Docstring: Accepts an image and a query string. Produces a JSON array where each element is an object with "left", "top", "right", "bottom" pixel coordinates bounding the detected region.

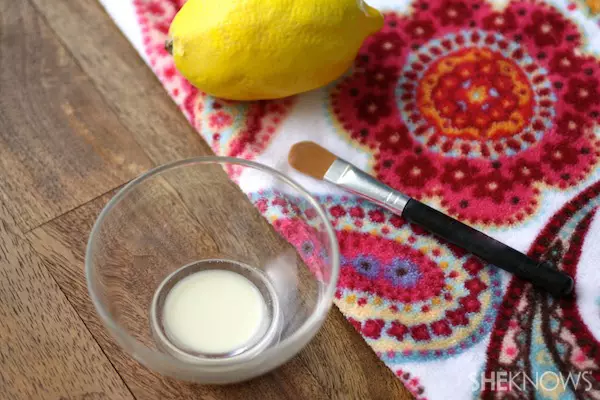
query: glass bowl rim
[{"left": 85, "top": 156, "right": 340, "bottom": 370}]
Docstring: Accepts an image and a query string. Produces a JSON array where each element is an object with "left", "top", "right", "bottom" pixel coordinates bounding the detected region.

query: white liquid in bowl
[{"left": 162, "top": 269, "right": 268, "bottom": 355}]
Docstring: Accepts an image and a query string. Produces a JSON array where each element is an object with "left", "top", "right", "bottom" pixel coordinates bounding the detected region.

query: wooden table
[{"left": 0, "top": 1, "right": 413, "bottom": 398}]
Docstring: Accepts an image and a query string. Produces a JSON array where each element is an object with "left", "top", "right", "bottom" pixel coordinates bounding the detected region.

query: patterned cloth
[{"left": 101, "top": 0, "right": 600, "bottom": 398}]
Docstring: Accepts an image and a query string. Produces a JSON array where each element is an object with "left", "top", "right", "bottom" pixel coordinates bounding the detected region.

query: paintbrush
[{"left": 288, "top": 141, "right": 574, "bottom": 297}]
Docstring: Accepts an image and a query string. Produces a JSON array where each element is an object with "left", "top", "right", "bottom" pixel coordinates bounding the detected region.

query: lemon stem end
[{"left": 165, "top": 38, "right": 174, "bottom": 55}]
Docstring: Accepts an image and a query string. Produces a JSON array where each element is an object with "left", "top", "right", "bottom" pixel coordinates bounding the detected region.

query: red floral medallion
[{"left": 328, "top": 0, "right": 600, "bottom": 226}]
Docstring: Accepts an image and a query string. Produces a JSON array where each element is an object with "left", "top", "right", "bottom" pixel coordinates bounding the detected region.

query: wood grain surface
[
  {"left": 0, "top": 1, "right": 152, "bottom": 233},
  {"left": 0, "top": 201, "right": 134, "bottom": 400},
  {"left": 28, "top": 0, "right": 211, "bottom": 166},
  {"left": 0, "top": 0, "right": 414, "bottom": 398}
]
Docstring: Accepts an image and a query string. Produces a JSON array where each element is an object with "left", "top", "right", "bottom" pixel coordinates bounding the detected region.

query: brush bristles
[{"left": 288, "top": 141, "right": 338, "bottom": 180}]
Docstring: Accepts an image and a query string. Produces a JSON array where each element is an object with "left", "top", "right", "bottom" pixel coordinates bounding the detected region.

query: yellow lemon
[{"left": 168, "top": 0, "right": 383, "bottom": 100}]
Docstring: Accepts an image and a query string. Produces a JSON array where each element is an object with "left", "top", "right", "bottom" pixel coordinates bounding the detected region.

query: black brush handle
[{"left": 402, "top": 199, "right": 573, "bottom": 297}]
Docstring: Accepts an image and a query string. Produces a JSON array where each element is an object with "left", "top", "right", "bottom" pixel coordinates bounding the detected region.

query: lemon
[{"left": 167, "top": 0, "right": 383, "bottom": 100}]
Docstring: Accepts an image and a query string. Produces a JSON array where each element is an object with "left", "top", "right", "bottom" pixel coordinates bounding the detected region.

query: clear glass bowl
[{"left": 85, "top": 157, "right": 339, "bottom": 384}]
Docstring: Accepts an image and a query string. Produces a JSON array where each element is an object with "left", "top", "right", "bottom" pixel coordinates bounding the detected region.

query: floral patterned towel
[{"left": 101, "top": 0, "right": 600, "bottom": 398}]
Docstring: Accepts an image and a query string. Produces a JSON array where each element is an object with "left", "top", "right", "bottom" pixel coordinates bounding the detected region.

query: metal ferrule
[{"left": 324, "top": 159, "right": 410, "bottom": 214}]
